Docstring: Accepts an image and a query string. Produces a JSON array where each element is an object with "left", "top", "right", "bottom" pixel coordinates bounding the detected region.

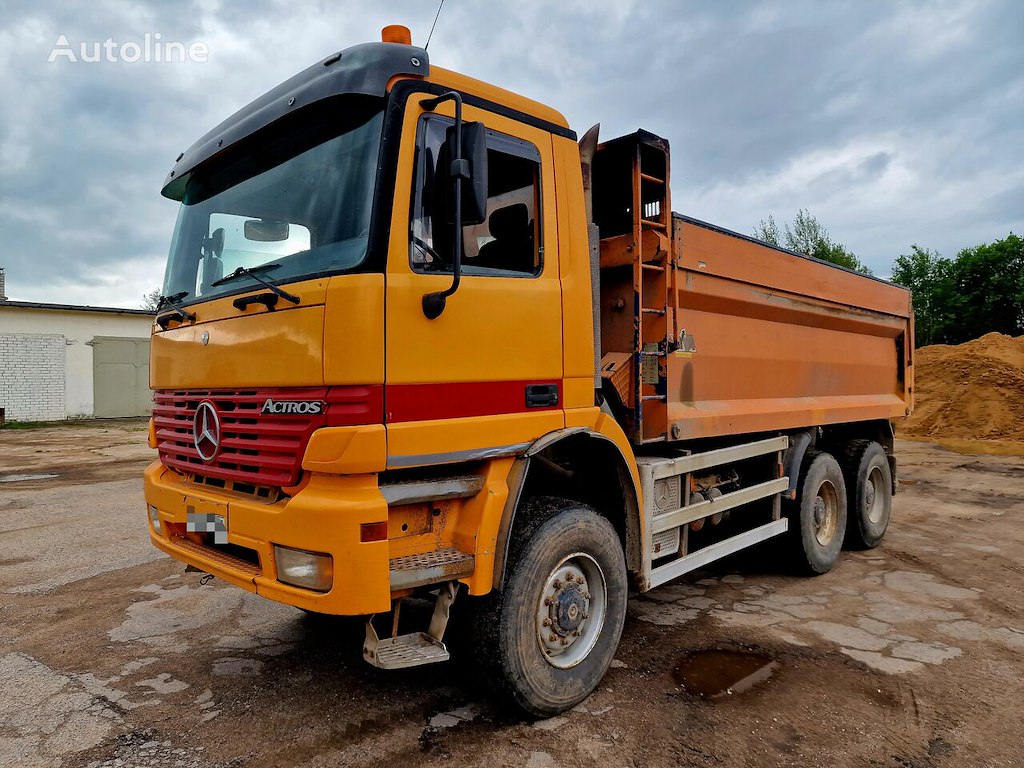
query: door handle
[{"left": 525, "top": 384, "right": 559, "bottom": 408}]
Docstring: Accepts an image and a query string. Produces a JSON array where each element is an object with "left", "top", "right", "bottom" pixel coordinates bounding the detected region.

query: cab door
[{"left": 384, "top": 92, "right": 564, "bottom": 468}]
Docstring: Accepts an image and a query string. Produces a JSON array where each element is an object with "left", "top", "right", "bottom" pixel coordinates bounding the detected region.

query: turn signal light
[
  {"left": 360, "top": 521, "right": 388, "bottom": 542},
  {"left": 381, "top": 25, "right": 412, "bottom": 45}
]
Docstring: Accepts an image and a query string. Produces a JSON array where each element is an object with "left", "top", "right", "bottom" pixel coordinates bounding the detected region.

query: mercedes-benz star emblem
[{"left": 193, "top": 401, "right": 221, "bottom": 462}]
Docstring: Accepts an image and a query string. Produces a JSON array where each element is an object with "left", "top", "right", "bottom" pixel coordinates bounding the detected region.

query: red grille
[{"left": 153, "top": 386, "right": 382, "bottom": 488}]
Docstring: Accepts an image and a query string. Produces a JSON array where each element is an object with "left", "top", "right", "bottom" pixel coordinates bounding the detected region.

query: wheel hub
[
  {"left": 535, "top": 554, "right": 607, "bottom": 669},
  {"left": 865, "top": 466, "right": 885, "bottom": 524},
  {"left": 812, "top": 481, "right": 839, "bottom": 547},
  {"left": 553, "top": 583, "right": 587, "bottom": 635},
  {"left": 813, "top": 497, "right": 827, "bottom": 527}
]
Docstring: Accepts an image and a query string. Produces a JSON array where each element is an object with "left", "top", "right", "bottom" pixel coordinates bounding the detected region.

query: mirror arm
[{"left": 421, "top": 91, "right": 464, "bottom": 320}]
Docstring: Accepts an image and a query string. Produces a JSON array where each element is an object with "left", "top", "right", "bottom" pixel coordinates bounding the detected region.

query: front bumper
[{"left": 144, "top": 460, "right": 391, "bottom": 615}]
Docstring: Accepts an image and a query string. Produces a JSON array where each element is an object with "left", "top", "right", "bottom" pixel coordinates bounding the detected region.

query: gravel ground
[{"left": 1, "top": 423, "right": 1022, "bottom": 767}]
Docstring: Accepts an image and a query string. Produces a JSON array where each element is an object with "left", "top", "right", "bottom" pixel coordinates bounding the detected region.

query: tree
[
  {"left": 754, "top": 209, "right": 872, "bottom": 275},
  {"left": 754, "top": 215, "right": 782, "bottom": 247},
  {"left": 891, "top": 234, "right": 1024, "bottom": 347},
  {"left": 141, "top": 288, "right": 162, "bottom": 312},
  {"left": 949, "top": 234, "right": 1024, "bottom": 340},
  {"left": 890, "top": 246, "right": 957, "bottom": 346}
]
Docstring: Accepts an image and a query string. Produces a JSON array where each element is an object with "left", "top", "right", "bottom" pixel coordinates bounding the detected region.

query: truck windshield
[{"left": 161, "top": 96, "right": 384, "bottom": 305}]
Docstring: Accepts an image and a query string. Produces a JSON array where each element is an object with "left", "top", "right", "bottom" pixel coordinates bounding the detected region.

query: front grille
[
  {"left": 153, "top": 386, "right": 381, "bottom": 488},
  {"left": 190, "top": 473, "right": 281, "bottom": 501}
]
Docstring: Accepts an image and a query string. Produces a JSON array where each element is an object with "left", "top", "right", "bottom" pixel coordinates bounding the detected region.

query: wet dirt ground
[{"left": 2, "top": 422, "right": 1022, "bottom": 767}]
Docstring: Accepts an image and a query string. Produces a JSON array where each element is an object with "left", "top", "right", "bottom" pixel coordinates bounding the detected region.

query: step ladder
[
  {"left": 630, "top": 134, "right": 675, "bottom": 443},
  {"left": 363, "top": 581, "right": 459, "bottom": 669}
]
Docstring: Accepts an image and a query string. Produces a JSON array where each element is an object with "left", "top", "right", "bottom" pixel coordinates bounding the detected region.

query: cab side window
[{"left": 410, "top": 115, "right": 542, "bottom": 277}]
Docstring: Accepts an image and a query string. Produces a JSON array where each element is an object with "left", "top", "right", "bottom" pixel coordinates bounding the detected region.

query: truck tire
[
  {"left": 841, "top": 440, "right": 892, "bottom": 549},
  {"left": 472, "top": 497, "right": 627, "bottom": 717},
  {"left": 787, "top": 451, "right": 847, "bottom": 575}
]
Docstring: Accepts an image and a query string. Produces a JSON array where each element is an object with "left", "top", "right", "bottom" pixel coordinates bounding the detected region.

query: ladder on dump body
[{"left": 632, "top": 135, "right": 675, "bottom": 443}]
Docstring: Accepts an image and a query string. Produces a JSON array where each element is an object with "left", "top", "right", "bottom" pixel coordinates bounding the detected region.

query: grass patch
[{"left": 0, "top": 420, "right": 54, "bottom": 430}]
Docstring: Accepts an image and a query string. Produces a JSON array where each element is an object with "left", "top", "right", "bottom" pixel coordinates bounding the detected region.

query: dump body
[
  {"left": 666, "top": 215, "right": 913, "bottom": 440},
  {"left": 594, "top": 131, "right": 913, "bottom": 446}
]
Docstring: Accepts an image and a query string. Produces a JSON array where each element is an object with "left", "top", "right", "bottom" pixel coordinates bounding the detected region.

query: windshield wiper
[
  {"left": 211, "top": 263, "right": 279, "bottom": 285},
  {"left": 155, "top": 291, "right": 196, "bottom": 328},
  {"left": 212, "top": 264, "right": 300, "bottom": 305}
]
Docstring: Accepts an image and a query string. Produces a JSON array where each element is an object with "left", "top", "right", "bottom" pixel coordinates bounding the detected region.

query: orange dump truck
[{"left": 144, "top": 27, "right": 913, "bottom": 715}]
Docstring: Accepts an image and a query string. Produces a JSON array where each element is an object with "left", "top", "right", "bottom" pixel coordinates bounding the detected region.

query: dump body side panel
[{"left": 668, "top": 216, "right": 913, "bottom": 440}]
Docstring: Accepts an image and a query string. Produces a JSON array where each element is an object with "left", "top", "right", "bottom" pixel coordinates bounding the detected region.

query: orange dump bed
[{"left": 666, "top": 215, "right": 913, "bottom": 441}]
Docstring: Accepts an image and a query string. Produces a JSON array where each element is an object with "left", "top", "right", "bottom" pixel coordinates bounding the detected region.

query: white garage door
[{"left": 92, "top": 336, "right": 151, "bottom": 418}]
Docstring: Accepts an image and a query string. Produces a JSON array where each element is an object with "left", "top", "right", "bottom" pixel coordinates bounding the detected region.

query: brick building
[{"left": 0, "top": 269, "right": 155, "bottom": 421}]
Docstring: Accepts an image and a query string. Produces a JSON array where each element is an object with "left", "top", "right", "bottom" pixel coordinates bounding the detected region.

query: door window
[{"left": 410, "top": 115, "right": 542, "bottom": 277}]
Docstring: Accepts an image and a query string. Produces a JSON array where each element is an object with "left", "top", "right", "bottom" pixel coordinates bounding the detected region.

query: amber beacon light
[{"left": 381, "top": 25, "right": 412, "bottom": 45}]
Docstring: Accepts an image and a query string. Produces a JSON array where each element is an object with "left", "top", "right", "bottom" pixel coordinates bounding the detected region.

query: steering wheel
[{"left": 412, "top": 235, "right": 447, "bottom": 271}]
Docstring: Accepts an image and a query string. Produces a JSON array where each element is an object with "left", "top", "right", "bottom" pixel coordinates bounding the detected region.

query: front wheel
[{"left": 472, "top": 498, "right": 627, "bottom": 717}]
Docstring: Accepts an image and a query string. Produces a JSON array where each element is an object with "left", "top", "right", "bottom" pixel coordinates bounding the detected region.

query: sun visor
[{"left": 161, "top": 42, "right": 428, "bottom": 200}]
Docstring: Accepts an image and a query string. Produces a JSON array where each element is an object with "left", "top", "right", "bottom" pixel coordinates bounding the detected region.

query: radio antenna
[{"left": 425, "top": 0, "right": 446, "bottom": 50}]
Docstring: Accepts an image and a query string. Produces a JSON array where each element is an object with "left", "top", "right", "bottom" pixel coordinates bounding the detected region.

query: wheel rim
[
  {"left": 864, "top": 466, "right": 886, "bottom": 525},
  {"left": 812, "top": 481, "right": 839, "bottom": 547},
  {"left": 535, "top": 552, "right": 607, "bottom": 669}
]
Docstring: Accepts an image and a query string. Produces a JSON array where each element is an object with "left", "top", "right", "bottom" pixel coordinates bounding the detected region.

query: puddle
[
  {"left": 0, "top": 473, "right": 60, "bottom": 483},
  {"left": 672, "top": 650, "right": 779, "bottom": 699}
]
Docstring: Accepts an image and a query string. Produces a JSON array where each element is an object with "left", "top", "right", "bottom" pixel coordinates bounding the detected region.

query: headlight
[
  {"left": 273, "top": 545, "right": 333, "bottom": 592},
  {"left": 147, "top": 504, "right": 161, "bottom": 533}
]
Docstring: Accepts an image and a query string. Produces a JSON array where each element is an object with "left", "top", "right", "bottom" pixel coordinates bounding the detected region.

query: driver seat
[{"left": 475, "top": 204, "right": 534, "bottom": 273}]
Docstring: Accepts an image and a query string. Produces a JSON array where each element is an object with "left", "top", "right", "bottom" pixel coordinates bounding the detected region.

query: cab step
[
  {"left": 389, "top": 547, "right": 474, "bottom": 590},
  {"left": 363, "top": 581, "right": 458, "bottom": 669},
  {"left": 365, "top": 632, "right": 450, "bottom": 669}
]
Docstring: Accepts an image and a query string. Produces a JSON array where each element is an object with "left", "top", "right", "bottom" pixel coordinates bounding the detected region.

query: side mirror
[
  {"left": 199, "top": 228, "right": 225, "bottom": 294},
  {"left": 421, "top": 91, "right": 488, "bottom": 320},
  {"left": 200, "top": 254, "right": 224, "bottom": 294},
  {"left": 446, "top": 121, "right": 488, "bottom": 226},
  {"left": 207, "top": 227, "right": 225, "bottom": 258}
]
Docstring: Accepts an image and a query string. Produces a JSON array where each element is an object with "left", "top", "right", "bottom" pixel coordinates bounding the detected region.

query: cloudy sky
[{"left": 1, "top": 0, "right": 1021, "bottom": 308}]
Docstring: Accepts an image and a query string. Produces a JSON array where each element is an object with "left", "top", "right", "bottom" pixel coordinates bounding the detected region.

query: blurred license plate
[{"left": 185, "top": 498, "right": 228, "bottom": 544}]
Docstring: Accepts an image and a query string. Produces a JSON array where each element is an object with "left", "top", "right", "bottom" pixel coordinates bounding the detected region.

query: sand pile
[{"left": 899, "top": 332, "right": 1024, "bottom": 442}]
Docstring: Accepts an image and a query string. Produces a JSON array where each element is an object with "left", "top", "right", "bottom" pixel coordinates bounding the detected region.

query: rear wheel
[
  {"left": 842, "top": 440, "right": 892, "bottom": 549},
  {"left": 472, "top": 498, "right": 627, "bottom": 717},
  {"left": 787, "top": 452, "right": 847, "bottom": 574}
]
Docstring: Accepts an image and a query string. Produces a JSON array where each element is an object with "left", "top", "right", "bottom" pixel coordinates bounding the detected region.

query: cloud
[{"left": 0, "top": 0, "right": 1021, "bottom": 305}]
